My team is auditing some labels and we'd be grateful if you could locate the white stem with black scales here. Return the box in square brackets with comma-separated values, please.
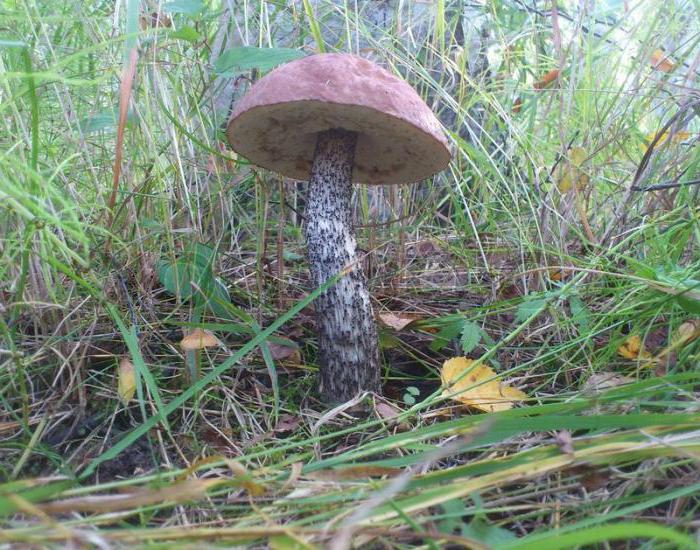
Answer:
[305, 129, 381, 403]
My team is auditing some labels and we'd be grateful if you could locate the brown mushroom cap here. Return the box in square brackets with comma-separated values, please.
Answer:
[226, 53, 451, 185]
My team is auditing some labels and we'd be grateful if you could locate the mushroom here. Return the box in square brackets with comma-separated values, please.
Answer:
[226, 53, 450, 402]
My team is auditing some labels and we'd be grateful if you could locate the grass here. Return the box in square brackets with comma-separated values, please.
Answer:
[1, 0, 699, 547]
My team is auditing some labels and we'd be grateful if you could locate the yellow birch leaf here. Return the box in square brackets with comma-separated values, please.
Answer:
[557, 147, 589, 192]
[650, 49, 675, 72]
[440, 357, 527, 413]
[617, 335, 652, 361]
[117, 357, 136, 405]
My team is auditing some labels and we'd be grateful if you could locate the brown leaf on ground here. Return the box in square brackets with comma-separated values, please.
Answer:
[378, 311, 422, 331]
[305, 466, 401, 481]
[555, 430, 574, 456]
[650, 49, 675, 72]
[39, 478, 222, 514]
[274, 414, 301, 434]
[268, 338, 302, 364]
[534, 68, 559, 89]
[582, 372, 635, 394]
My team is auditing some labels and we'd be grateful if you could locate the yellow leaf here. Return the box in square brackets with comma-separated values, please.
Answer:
[653, 319, 700, 362]
[180, 328, 218, 350]
[650, 49, 675, 72]
[672, 319, 700, 347]
[644, 130, 691, 147]
[617, 335, 652, 361]
[117, 357, 136, 405]
[556, 147, 589, 193]
[440, 357, 527, 413]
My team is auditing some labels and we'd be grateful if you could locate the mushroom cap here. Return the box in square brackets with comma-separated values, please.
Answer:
[180, 328, 219, 351]
[226, 53, 451, 185]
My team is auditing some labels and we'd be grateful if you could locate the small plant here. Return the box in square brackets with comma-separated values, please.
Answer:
[402, 385, 420, 405]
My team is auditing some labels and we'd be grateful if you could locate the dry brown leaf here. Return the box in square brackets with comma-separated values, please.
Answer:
[672, 319, 700, 347]
[652, 319, 700, 364]
[617, 335, 652, 361]
[305, 466, 401, 481]
[274, 414, 301, 433]
[378, 311, 422, 331]
[375, 400, 402, 422]
[440, 357, 527, 413]
[555, 430, 574, 456]
[180, 328, 218, 351]
[268, 338, 301, 364]
[650, 49, 675, 72]
[582, 372, 635, 394]
[117, 357, 136, 405]
[39, 478, 222, 514]
[534, 68, 560, 89]
[512, 96, 523, 114]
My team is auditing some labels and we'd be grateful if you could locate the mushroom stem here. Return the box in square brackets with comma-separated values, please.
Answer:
[305, 129, 381, 402]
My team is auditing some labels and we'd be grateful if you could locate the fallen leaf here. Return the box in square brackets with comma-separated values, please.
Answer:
[534, 68, 559, 89]
[274, 414, 301, 434]
[378, 311, 422, 331]
[305, 466, 401, 481]
[555, 430, 574, 456]
[557, 147, 589, 192]
[440, 357, 527, 413]
[644, 130, 691, 147]
[582, 372, 635, 394]
[117, 358, 136, 405]
[672, 319, 700, 347]
[180, 328, 218, 350]
[375, 400, 401, 422]
[617, 335, 652, 361]
[650, 49, 675, 72]
[268, 338, 301, 364]
[39, 478, 222, 514]
[652, 319, 700, 364]
[512, 96, 523, 114]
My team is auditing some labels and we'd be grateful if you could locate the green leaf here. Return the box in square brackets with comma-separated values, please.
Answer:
[163, 0, 205, 16]
[283, 250, 304, 262]
[676, 294, 700, 314]
[213, 46, 305, 76]
[515, 297, 547, 323]
[429, 320, 464, 352]
[169, 26, 202, 42]
[461, 518, 516, 546]
[438, 498, 467, 534]
[460, 320, 482, 354]
[568, 295, 591, 331]
[157, 259, 197, 300]
[190, 242, 215, 269]
[77, 109, 135, 133]
[406, 386, 420, 396]
[0, 39, 28, 49]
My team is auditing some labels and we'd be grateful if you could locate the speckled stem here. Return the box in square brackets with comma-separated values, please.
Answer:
[305, 129, 381, 403]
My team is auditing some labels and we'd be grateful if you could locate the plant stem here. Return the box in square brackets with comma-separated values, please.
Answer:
[305, 129, 381, 402]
